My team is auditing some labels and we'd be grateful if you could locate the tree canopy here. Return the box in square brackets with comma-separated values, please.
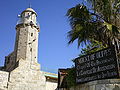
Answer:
[67, 0, 120, 52]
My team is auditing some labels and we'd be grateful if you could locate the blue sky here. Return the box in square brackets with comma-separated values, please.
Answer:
[0, 0, 84, 73]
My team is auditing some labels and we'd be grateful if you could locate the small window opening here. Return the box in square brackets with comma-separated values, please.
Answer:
[7, 61, 9, 64]
[31, 33, 33, 36]
[30, 48, 32, 52]
[7, 57, 10, 64]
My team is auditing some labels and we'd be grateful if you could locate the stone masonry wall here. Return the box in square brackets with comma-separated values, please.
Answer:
[0, 71, 9, 90]
[7, 58, 46, 90]
[46, 81, 58, 90]
[69, 79, 120, 90]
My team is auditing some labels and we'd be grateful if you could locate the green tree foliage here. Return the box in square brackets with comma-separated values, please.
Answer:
[66, 68, 76, 88]
[80, 41, 106, 56]
[67, 0, 120, 49]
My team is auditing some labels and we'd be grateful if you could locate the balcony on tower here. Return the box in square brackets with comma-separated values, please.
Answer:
[16, 8, 40, 31]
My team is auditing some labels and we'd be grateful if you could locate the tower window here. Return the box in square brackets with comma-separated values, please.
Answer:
[7, 60, 10, 64]
[7, 57, 10, 64]
[31, 33, 33, 36]
[30, 48, 32, 52]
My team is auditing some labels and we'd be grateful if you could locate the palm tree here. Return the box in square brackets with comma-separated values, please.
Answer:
[88, 0, 120, 51]
[67, 4, 93, 47]
[67, 1, 120, 50]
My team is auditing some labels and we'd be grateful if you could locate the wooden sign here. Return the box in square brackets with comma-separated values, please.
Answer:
[75, 46, 119, 84]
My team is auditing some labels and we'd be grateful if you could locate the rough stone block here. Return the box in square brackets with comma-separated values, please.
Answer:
[0, 71, 9, 89]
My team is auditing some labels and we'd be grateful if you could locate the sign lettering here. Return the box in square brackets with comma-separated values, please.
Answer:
[75, 46, 119, 84]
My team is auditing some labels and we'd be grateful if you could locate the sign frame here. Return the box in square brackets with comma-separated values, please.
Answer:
[74, 45, 120, 84]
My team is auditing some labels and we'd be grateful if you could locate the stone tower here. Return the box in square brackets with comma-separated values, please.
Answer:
[3, 8, 46, 90]
[4, 8, 40, 71]
[15, 8, 39, 64]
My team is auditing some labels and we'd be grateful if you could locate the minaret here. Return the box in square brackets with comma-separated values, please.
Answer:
[4, 8, 40, 71]
[15, 8, 39, 63]
[4, 8, 46, 90]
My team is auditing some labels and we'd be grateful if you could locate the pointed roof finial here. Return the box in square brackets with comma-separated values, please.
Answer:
[29, 2, 32, 8]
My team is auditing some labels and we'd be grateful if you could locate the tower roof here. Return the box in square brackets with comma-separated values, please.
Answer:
[21, 8, 37, 15]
